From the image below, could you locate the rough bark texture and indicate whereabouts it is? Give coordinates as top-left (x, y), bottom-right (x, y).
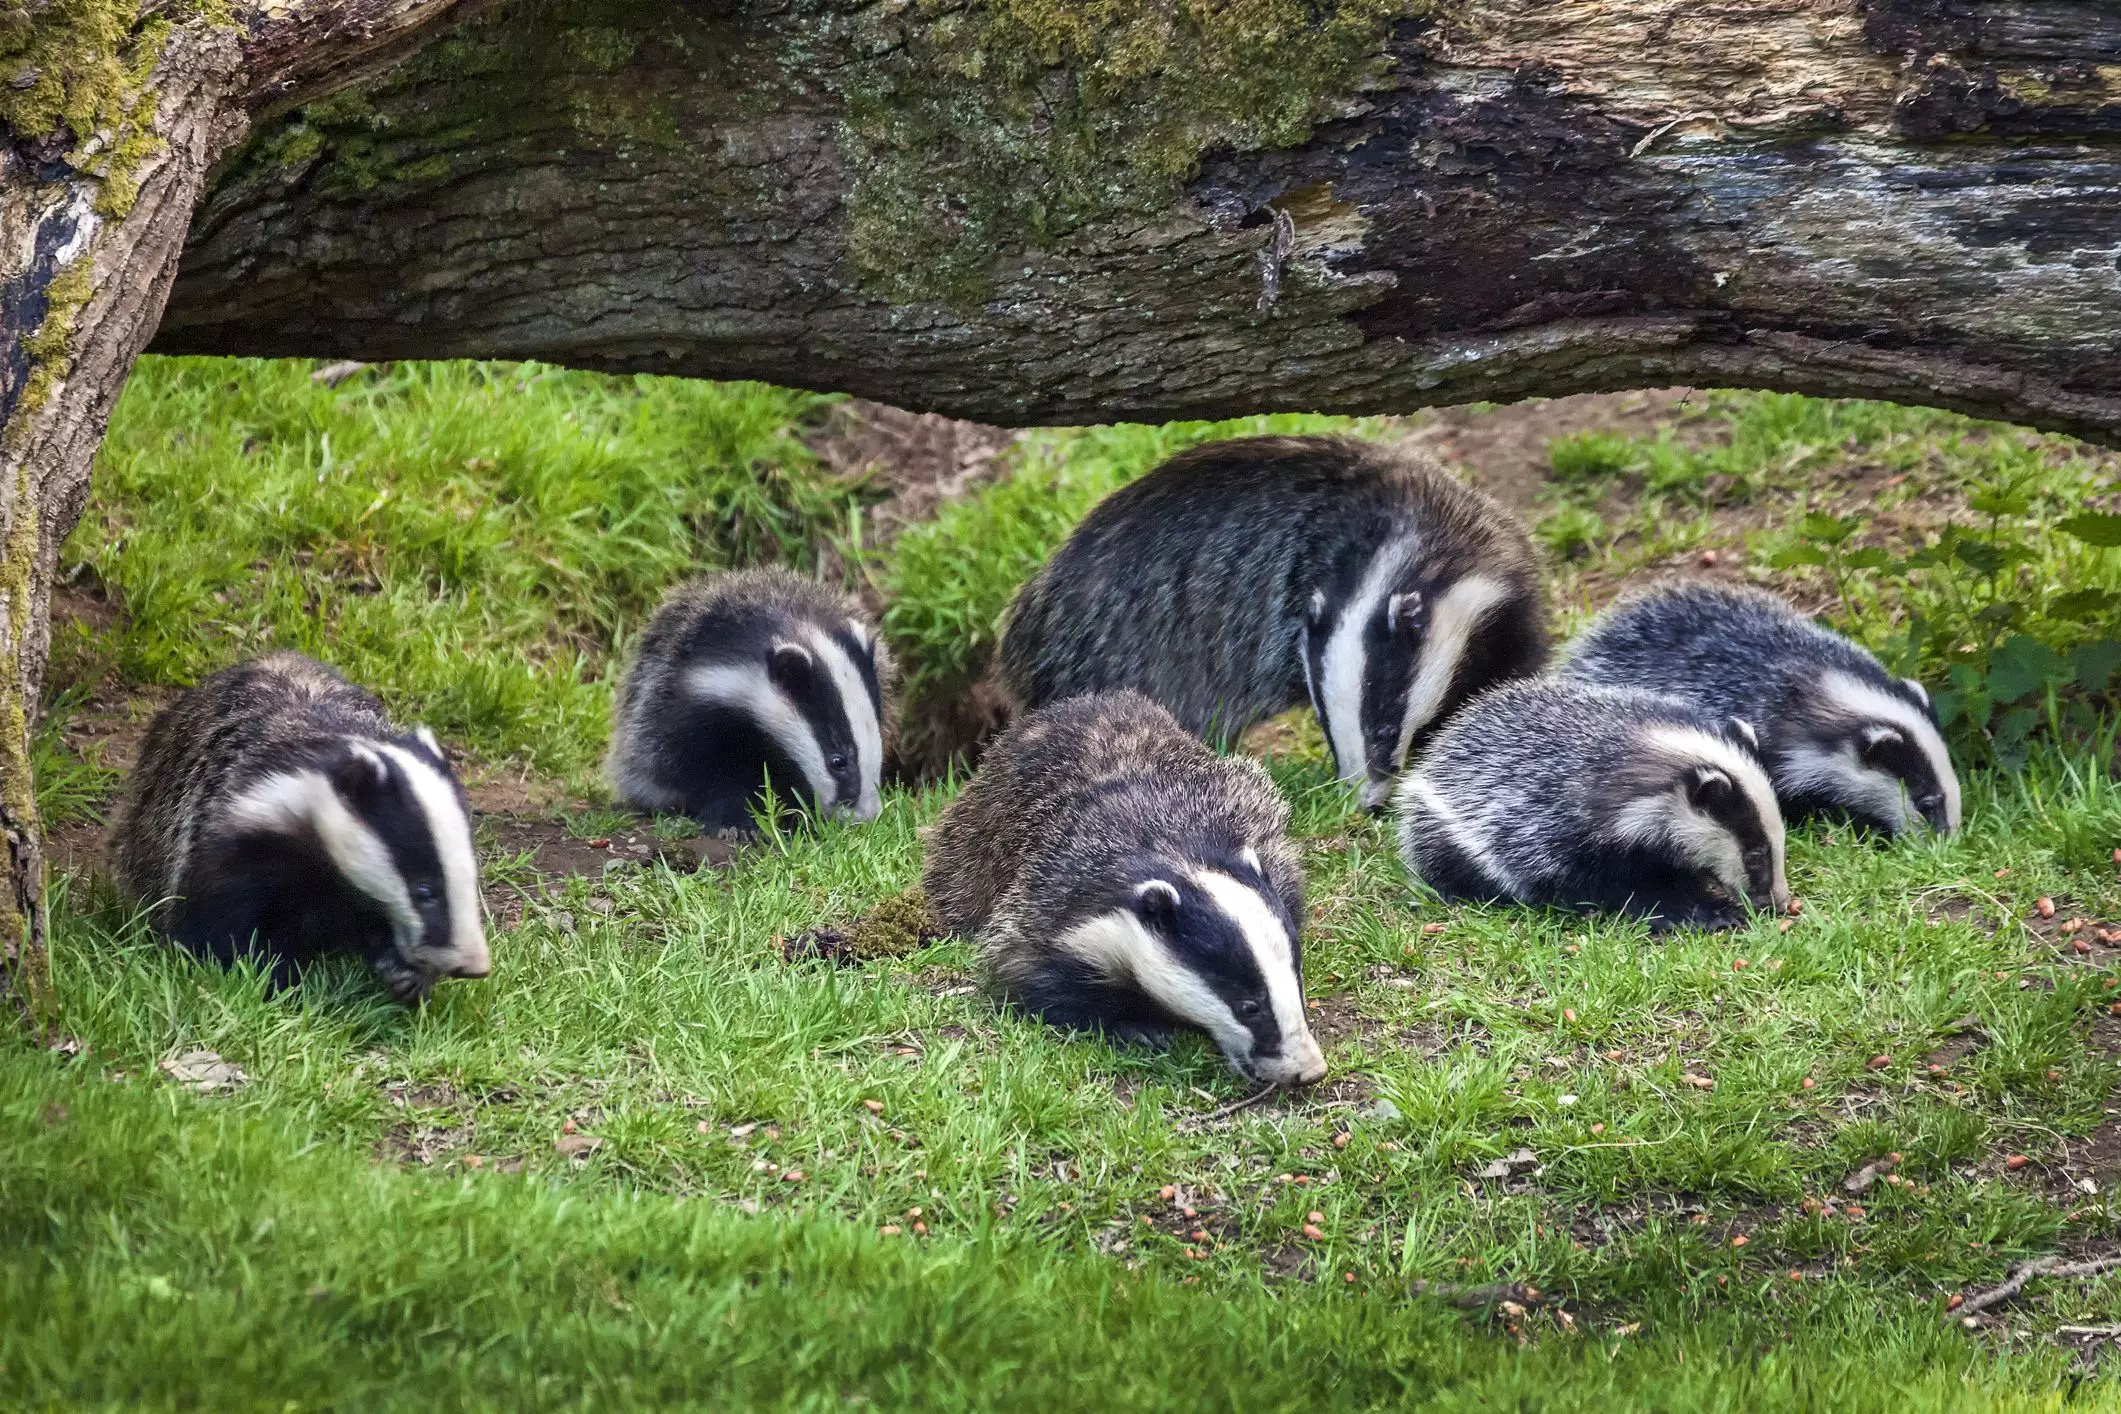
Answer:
top-left (0, 0), bottom-right (480, 1022)
top-left (155, 0), bottom-right (2121, 443)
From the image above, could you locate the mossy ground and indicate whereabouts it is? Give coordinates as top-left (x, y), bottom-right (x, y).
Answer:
top-left (6, 359), bottom-right (2121, 1409)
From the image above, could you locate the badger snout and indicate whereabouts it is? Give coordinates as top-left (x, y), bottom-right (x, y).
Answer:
top-left (446, 940), bottom-right (493, 979)
top-left (844, 792), bottom-right (883, 825)
top-left (1358, 775), bottom-right (1395, 812)
top-left (1246, 1031), bottom-right (1328, 1087)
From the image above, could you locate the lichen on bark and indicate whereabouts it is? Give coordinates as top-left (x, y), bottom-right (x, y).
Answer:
top-left (1, 1), bottom-right (230, 214)
top-left (837, 0), bottom-right (1432, 306)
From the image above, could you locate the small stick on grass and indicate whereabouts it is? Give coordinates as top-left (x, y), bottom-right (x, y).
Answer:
top-left (1957, 1254), bottom-right (2121, 1319)
top-left (1182, 1084), bottom-right (1278, 1129)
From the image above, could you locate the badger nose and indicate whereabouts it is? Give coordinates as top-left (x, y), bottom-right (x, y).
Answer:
top-left (851, 794), bottom-right (882, 824)
top-left (1261, 1033), bottom-right (1328, 1087)
top-left (448, 940), bottom-right (492, 979)
top-left (1358, 777), bottom-right (1395, 812)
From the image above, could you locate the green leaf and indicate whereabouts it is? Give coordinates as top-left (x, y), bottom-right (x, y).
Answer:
top-left (1973, 601), bottom-right (2025, 630)
top-left (1841, 547), bottom-right (1894, 571)
top-left (1799, 511), bottom-right (1860, 545)
top-left (1930, 688), bottom-right (1964, 729)
top-left (1994, 704), bottom-right (2040, 750)
top-left (1986, 634), bottom-right (2068, 703)
top-left (2074, 639), bottom-right (2121, 693)
top-left (2050, 588), bottom-right (2119, 622)
top-left (1968, 487), bottom-right (2033, 517)
top-left (1952, 540), bottom-right (2008, 576)
top-left (1768, 543), bottom-right (1830, 569)
top-left (2057, 511), bottom-right (2121, 547)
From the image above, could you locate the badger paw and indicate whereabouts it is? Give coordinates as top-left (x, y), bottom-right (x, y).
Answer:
top-left (1108, 1023), bottom-right (1176, 1053)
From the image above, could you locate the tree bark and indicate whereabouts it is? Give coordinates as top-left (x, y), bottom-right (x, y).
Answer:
top-left (154, 0), bottom-right (2121, 442)
top-left (0, 0), bottom-right (480, 1024)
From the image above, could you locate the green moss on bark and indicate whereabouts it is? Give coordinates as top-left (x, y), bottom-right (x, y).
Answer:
top-left (839, 0), bottom-right (1431, 305)
top-left (1, 1), bottom-right (233, 215)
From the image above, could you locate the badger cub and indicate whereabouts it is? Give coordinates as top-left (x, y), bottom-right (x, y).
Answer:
top-left (607, 569), bottom-right (891, 833)
top-left (999, 436), bottom-right (1546, 808)
top-left (1559, 581), bottom-right (1959, 835)
top-left (1396, 680), bottom-right (1789, 932)
top-left (924, 690), bottom-right (1326, 1086)
top-left (110, 652), bottom-right (489, 1002)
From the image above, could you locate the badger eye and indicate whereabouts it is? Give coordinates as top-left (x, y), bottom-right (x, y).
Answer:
top-left (412, 881), bottom-right (437, 903)
top-left (1237, 999), bottom-right (1263, 1018)
top-left (828, 753), bottom-right (850, 772)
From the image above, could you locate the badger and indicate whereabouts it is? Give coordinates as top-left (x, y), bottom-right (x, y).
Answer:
top-left (997, 436), bottom-right (1547, 808)
top-left (1557, 580), bottom-right (1960, 836)
top-left (923, 690), bottom-right (1326, 1086)
top-left (109, 652), bottom-right (489, 1002)
top-left (606, 568), bottom-right (891, 833)
top-left (1396, 679), bottom-right (1790, 932)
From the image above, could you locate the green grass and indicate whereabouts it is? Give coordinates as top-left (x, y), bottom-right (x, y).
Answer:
top-left (13, 363), bottom-right (2121, 1408)
top-left (68, 358), bottom-right (869, 780)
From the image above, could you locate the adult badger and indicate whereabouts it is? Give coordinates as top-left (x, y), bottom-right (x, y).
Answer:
top-left (110, 652), bottom-right (489, 1002)
top-left (607, 569), bottom-right (890, 833)
top-left (998, 436), bottom-right (1546, 807)
top-left (1397, 680), bottom-right (1789, 932)
top-left (1558, 581), bottom-right (1959, 835)
top-left (924, 690), bottom-right (1326, 1086)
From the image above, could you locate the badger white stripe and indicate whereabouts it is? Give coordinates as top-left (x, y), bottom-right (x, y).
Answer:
top-left (1396, 773), bottom-right (1524, 899)
top-left (1317, 540), bottom-right (1412, 791)
top-left (683, 663), bottom-right (833, 807)
top-left (807, 628), bottom-right (885, 823)
top-left (1394, 574), bottom-right (1510, 775)
top-left (1194, 870), bottom-right (1323, 1085)
top-left (375, 743), bottom-right (489, 978)
top-left (225, 768), bottom-right (420, 947)
top-left (223, 751), bottom-right (490, 979)
top-left (1054, 871), bottom-right (1323, 1086)
top-left (1056, 907), bottom-right (1250, 1058)
top-left (1615, 727), bottom-right (1787, 910)
top-left (1811, 670), bottom-right (1961, 831)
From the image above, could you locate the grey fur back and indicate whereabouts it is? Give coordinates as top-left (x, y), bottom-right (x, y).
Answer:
top-left (1557, 580), bottom-right (1890, 723)
top-left (923, 690), bottom-right (1301, 981)
top-left (111, 652), bottom-right (398, 907)
top-left (997, 436), bottom-right (1540, 743)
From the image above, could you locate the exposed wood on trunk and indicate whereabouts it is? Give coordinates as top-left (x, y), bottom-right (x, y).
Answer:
top-left (156, 0), bottom-right (2121, 442)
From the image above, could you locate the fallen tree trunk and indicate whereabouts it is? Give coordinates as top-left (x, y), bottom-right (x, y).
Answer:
top-left (158, 0), bottom-right (2121, 439)
top-left (8, 0), bottom-right (2121, 1014)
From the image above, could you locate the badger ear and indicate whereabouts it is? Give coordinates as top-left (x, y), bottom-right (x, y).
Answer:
top-left (1306, 588), bottom-right (1328, 628)
top-left (333, 744), bottom-right (390, 801)
top-left (1238, 845), bottom-right (1263, 877)
top-left (1725, 716), bottom-right (1760, 753)
top-left (1859, 724), bottom-right (1906, 764)
top-left (1685, 765), bottom-right (1734, 812)
top-left (1901, 676), bottom-right (1930, 708)
top-left (412, 725), bottom-right (445, 759)
top-left (768, 641), bottom-right (814, 690)
top-left (1132, 879), bottom-right (1182, 920)
top-left (1386, 590), bottom-right (1422, 635)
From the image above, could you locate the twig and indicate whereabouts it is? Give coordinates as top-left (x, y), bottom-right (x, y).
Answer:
top-left (1410, 1279), bottom-right (1543, 1310)
top-left (1183, 1084), bottom-right (1279, 1128)
top-left (2058, 1325), bottom-right (2121, 1337)
top-left (1959, 1255), bottom-right (2121, 1318)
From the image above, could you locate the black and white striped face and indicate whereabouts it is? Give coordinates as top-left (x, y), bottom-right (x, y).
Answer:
top-left (1615, 727), bottom-right (1790, 915)
top-left (1054, 851), bottom-right (1326, 1086)
top-left (1301, 547), bottom-right (1526, 809)
top-left (227, 731), bottom-right (488, 1000)
top-left (686, 620), bottom-right (885, 822)
top-left (1782, 671), bottom-right (1961, 835)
